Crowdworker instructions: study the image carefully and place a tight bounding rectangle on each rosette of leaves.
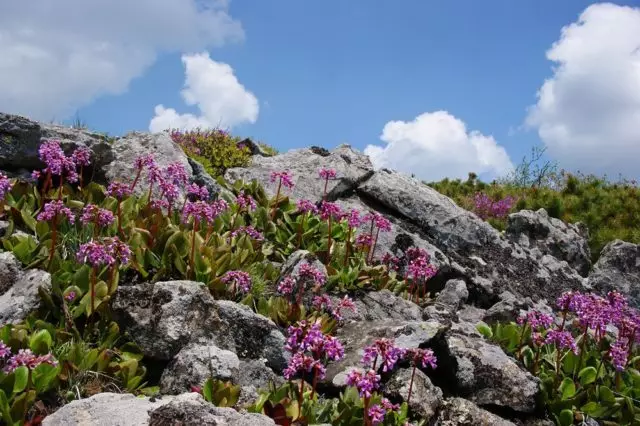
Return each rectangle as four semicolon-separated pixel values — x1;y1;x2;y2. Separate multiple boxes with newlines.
199;378;240;407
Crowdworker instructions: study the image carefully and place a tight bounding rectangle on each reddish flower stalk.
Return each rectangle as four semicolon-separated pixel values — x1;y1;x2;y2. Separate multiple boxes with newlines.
189;221;199;280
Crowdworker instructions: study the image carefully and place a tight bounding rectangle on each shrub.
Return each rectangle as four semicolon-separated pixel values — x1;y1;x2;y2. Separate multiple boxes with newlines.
170;128;252;177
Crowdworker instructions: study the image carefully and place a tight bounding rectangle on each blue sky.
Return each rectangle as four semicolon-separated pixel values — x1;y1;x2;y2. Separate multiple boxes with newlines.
2;1;640;180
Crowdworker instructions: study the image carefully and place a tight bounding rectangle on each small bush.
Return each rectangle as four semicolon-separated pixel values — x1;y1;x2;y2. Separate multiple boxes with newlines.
170;128;252;177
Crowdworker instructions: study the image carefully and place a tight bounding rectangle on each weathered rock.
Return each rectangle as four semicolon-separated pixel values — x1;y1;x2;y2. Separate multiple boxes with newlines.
457;306;487;324
0;252;50;324
442;327;540;413
161;342;240;395
187;156;231;200
225;145;373;203
111;281;220;360
434;397;516;426
384;368;443;421
358;169;586;305
280;250;326;282
588;240;640;307
42;392;174;426
238;138;272;157
506;209;591;276
338;290;422;323
111;281;287;372
436;279;469;309
236;359;285;407
323;319;447;388
148;392;275;426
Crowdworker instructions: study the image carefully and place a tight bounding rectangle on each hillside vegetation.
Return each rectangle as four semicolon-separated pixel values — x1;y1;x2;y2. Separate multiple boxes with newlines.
427;148;640;261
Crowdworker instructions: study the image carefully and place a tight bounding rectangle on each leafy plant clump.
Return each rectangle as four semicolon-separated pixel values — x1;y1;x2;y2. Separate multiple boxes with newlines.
428;171;640;261
477;290;640;425
0;139;445;424
169;128;252;177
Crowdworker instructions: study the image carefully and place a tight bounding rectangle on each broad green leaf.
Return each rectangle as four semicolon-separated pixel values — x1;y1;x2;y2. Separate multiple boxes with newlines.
559;377;576;400
475;322;493;339
12;366;29;394
29;329;53;354
578;366;598;386
558;409;574;426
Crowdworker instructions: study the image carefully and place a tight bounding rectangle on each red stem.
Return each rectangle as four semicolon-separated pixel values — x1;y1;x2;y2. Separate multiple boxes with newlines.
407;365;417;406
189;221;199;279
343;226;352;268
117;200;123;236
130;168;142;191
368;227;380;263
47;215;58;271
325;218;332;264
90;266;97;316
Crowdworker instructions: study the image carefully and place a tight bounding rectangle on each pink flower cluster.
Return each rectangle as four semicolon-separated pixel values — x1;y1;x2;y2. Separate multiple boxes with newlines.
0;344;57;373
363;212;392;233
270;171;295;189
107;182;133;200
319;168;337;180
283;320;344;380
361;338;406;372
311;294;357;321
220;270;252;294
81;204;115;227
187;183;209;201
319;201;342;221
473;192;516;220
296;199;318;214
367;399;400;425
37;140;87;183
278;264;327;297
37;200;76;223
405;248;437;282
77;237;131;267
0;172;13;200
236;191;257;211
230;225;263;241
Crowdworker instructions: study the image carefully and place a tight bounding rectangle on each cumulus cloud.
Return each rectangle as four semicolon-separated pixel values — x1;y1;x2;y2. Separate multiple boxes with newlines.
526;3;640;177
0;0;243;120
149;52;259;132
364;111;513;181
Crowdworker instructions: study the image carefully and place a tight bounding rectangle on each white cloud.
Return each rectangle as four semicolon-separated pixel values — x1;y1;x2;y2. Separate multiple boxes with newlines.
0;0;243;121
526;3;640;177
149;52;259;132
364;111;514;181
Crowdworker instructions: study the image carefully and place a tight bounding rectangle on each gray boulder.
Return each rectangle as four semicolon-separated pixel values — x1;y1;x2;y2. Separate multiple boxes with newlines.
111;281;287;372
358;169;586;305
443;326;540;413
0;251;50;324
338;289;422;323
42;392;175;426
384;368;443;421
588;240;640;307
506;208;591;276
225;144;373;203
148;393;275;426
434;397;516;426
160;342;240;395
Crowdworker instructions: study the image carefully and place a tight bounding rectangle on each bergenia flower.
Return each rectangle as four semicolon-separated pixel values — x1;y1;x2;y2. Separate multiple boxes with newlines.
103;236;132;265
107;182;133;199
406;348;437;369
361;338;406;372
368;405;386;426
221;270;252;294
230;226;264;241
609;339;629;371
71;146;91;166
81;204;115;227
236;191;257;211
319;168;337;180
0;173;13;200
517;310;555;330
346;209;362;228
37;200;75;223
182;201;214;224
270;171;295;189
77;241;116;267
334;295;357;321
3;349;57;373
0;342;11;359
277;276;296;296
164;162;188;186
319;201;342;220
355;233;373;249
297;199;318;214
134;154;156;170
544;330;579;355
298;263;326;287
346;369;381;398
187;183;209;201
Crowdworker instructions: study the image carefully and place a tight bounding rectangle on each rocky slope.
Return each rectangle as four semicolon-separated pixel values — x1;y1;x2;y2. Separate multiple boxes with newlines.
0;112;638;425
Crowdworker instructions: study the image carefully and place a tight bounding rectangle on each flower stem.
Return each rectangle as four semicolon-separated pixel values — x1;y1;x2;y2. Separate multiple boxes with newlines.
310;366;319;400
296;214;306;249
516;323;529;360
270;180;282;220
368;227;380;263
90;266;97;317
343;226;352;268
130;168;142;191
325;218;332;264
407;365;417;406
117;200;123;236
323;177;329;201
47;215;58;271
189;221;199;280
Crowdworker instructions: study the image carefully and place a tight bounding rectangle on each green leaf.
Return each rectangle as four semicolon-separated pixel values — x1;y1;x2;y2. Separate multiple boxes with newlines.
29;329;53;354
202;378;214;402
559;377;576;400
20;208;37;232
475;322;493;339
578;366;598;386
558;409;574;426
581;401;609;418
32;363;59;393
598;385;615;404
12;366;29;394
0;390;12;425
